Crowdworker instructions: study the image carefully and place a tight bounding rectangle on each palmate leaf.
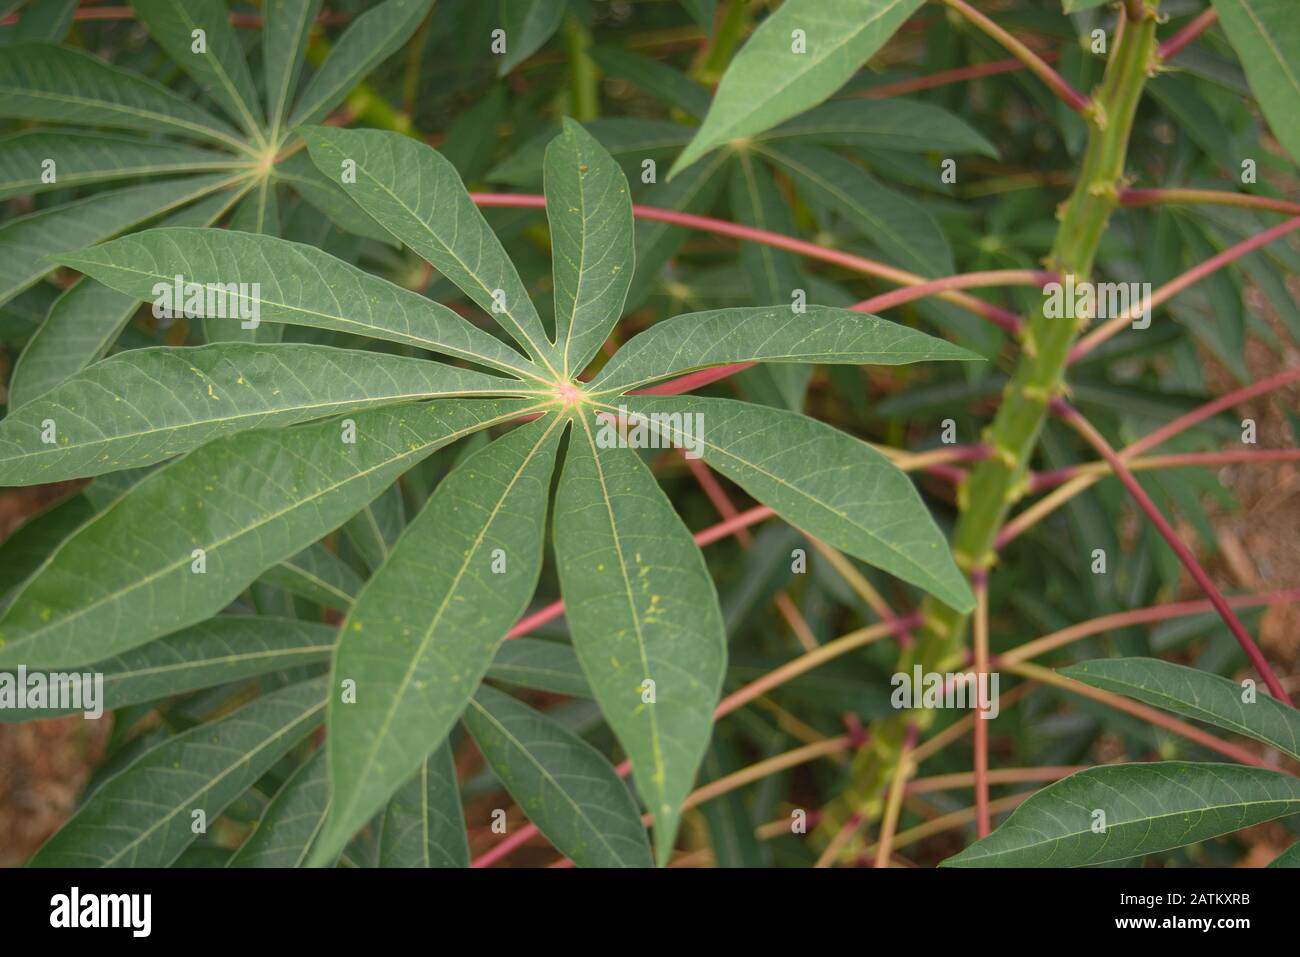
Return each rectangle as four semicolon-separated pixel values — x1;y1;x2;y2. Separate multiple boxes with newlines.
589;305;978;394
56;227;543;379
0;43;248;153
669;0;926;177
546;118;635;377
0;616;333;722
132;0;266;141
0;343;527;485
0;398;535;670
29;677;327;867
379;743;469;868
942;762;1300;867
0;130;238;201
8;189;243;407
301;127;560;371
464;685;653;868
1211;0;1300;165
0;174;237;308
286;0;434;130
229;750;330;868
1062;658;1300;761
310;415;563;867
496;0;569;77
620;396;975;612
553;415;727;865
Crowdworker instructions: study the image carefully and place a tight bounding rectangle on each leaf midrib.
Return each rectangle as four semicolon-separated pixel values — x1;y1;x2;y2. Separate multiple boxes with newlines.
333;414;562;828
607;398;951;601
573;412;667;805
0;403;544;656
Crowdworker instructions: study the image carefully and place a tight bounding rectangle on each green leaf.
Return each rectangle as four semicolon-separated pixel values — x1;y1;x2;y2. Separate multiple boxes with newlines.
0;130;237;201
621;396;975;612
1061;658;1300;761
464;684;653;867
488;118;693;188
0;616;333;722
730;152;804;307
263;0;322;139
588;46;712;117
273;151;396;246
624;150;730;311
546;118;635;377
590;305;977;394
497;0;568;76
56;226;542;379
0;398;533;670
9;281;143;408
8;190;242;407
132;0;266;139
0;174;236;308
1062;0;1111;12
0;43;247;152
757;98;998;157
261;543;363;611
287;0;434;129
759;142;952;276
1211;0;1300;165
342;480;405;572
379;742;469;867
229;750;330;868
0;492;96;607
311;415;563;867
729;151;811;409
0;343;526;485
1;0;76;43
942;762;1300;867
229;176;282;239
29;677;327;867
1269;841;1300;867
488;638;591;698
669;0;926;176
553;416;726;864
301;126;559;370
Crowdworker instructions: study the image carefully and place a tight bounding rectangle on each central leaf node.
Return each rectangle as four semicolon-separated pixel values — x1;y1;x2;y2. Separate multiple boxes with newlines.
551;380;587;408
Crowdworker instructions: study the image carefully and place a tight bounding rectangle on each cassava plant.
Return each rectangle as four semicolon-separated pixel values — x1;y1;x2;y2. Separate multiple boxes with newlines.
0;0;1298;873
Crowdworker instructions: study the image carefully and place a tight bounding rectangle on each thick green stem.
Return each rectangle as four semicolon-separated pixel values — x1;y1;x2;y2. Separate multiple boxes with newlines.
816;4;1160;844
691;0;752;85
564;16;600;122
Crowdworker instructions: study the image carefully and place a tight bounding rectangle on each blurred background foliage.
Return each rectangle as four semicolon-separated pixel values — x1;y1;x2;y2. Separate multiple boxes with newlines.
1;0;1297;867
